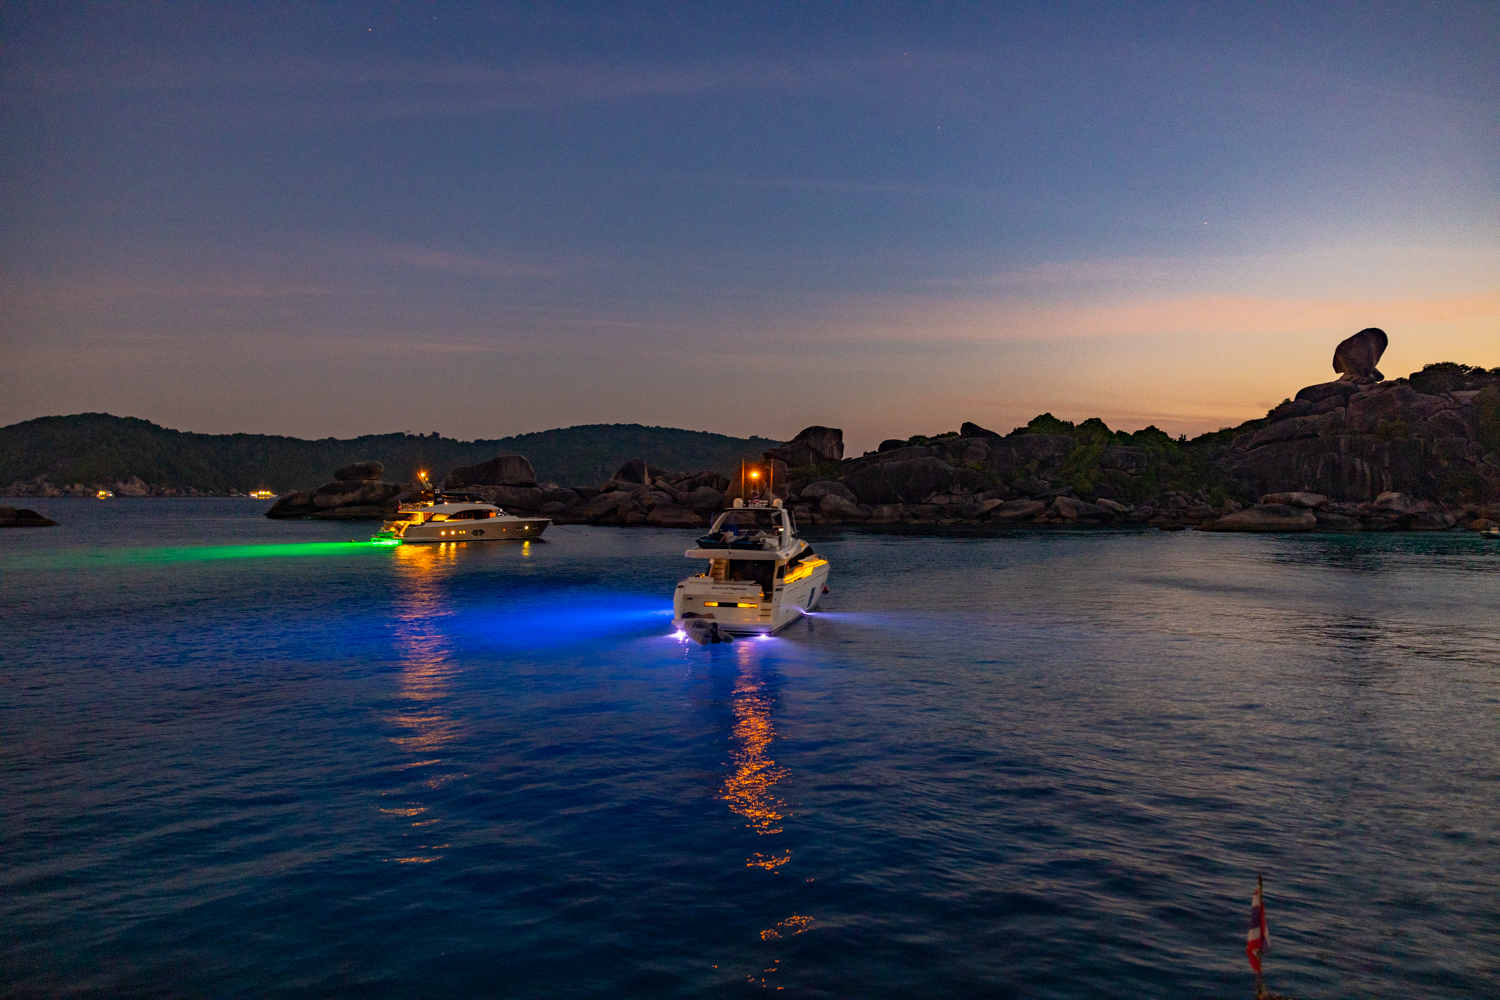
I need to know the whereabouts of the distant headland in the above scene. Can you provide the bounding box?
[0,420,778,499]
[5,330,1499,534]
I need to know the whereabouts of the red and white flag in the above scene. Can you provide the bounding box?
[1246,876,1269,974]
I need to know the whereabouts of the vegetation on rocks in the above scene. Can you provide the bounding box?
[1,415,777,497]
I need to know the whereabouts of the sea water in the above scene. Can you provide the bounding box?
[2,499,1497,998]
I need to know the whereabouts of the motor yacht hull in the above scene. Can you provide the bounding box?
[673,557,829,635]
[377,516,551,543]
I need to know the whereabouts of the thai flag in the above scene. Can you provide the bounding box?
[1246,877,1269,974]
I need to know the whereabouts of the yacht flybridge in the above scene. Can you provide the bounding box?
[372,491,550,544]
[673,498,830,636]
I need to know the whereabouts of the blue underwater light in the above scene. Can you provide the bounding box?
[454,591,675,651]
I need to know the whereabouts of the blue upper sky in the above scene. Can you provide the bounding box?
[3,2,1496,450]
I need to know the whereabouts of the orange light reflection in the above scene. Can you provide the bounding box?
[719,654,788,839]
[759,914,815,941]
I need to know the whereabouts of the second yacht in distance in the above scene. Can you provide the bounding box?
[373,492,551,544]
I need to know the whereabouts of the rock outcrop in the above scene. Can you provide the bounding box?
[0,505,58,527]
[1213,377,1498,502]
[841,456,989,506]
[800,481,856,503]
[764,426,843,467]
[516,466,735,528]
[1198,504,1317,533]
[443,454,537,489]
[765,336,1496,532]
[265,479,412,520]
[1195,490,1461,533]
[603,457,676,491]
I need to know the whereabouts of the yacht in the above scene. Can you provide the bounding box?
[373,492,550,544]
[673,498,829,636]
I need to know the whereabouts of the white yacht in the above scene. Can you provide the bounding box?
[373,493,550,544]
[673,499,830,636]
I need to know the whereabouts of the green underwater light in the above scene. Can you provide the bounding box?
[8,539,401,571]
[127,541,398,564]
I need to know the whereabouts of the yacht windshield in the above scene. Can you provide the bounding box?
[711,510,784,534]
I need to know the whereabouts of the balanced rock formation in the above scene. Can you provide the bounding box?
[1333,327,1388,382]
[764,426,843,468]
[334,461,384,482]
[443,454,536,489]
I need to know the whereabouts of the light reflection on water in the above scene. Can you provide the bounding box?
[719,645,790,842]
[707,640,821,977]
[383,544,465,863]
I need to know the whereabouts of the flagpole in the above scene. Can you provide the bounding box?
[1247,874,1291,1000]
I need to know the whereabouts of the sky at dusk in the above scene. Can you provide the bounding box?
[2,2,1496,453]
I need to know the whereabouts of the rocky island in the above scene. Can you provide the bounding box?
[4,330,1494,535]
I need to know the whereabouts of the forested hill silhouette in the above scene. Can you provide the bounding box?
[1,414,779,494]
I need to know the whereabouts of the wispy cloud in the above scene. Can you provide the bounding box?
[11,274,335,303]
[371,245,560,281]
[791,290,1500,347]
[678,173,981,198]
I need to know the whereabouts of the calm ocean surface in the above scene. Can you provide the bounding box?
[2,499,1497,999]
